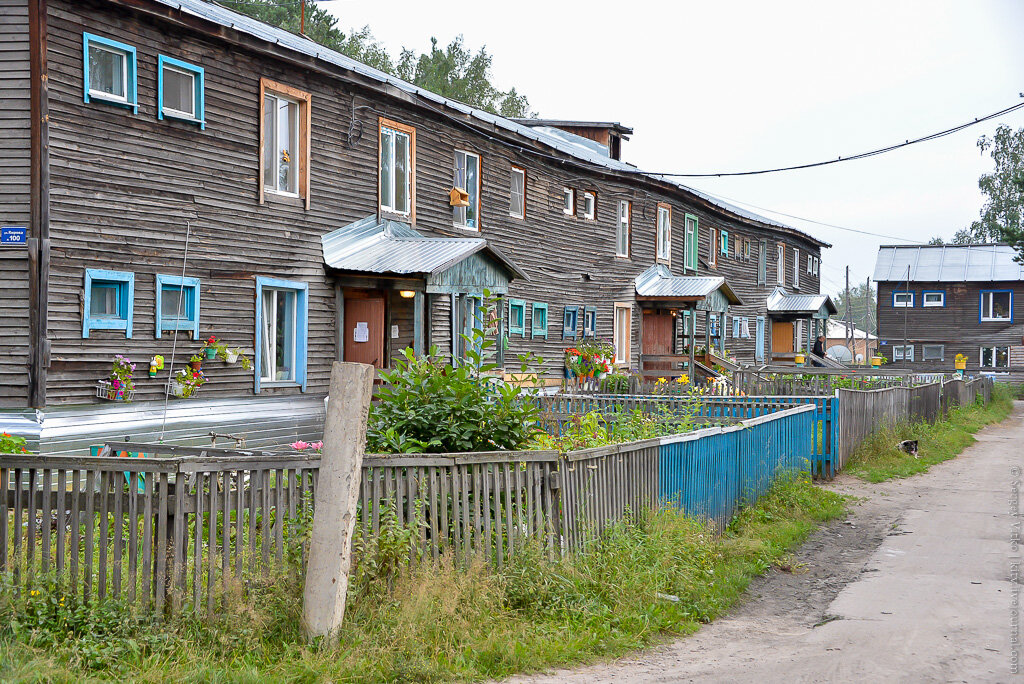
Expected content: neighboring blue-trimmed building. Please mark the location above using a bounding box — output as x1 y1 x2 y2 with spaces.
873 243 1024 373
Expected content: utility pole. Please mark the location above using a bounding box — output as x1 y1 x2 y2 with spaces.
902 264 910 369
300 0 306 35
844 266 853 362
864 276 873 364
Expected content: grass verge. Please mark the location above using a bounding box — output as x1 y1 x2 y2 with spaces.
845 383 1015 483
0 473 845 683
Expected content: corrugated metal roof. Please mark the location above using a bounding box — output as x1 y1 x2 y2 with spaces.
149 0 829 247
767 287 838 314
825 319 876 340
322 216 527 278
634 264 743 304
873 244 1024 282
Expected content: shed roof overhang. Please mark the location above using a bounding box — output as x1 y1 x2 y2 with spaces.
766 287 838 320
322 216 527 294
634 264 743 312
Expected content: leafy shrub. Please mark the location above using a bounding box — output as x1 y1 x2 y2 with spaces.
367 291 544 453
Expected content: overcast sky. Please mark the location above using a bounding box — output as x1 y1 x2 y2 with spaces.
322 0 1024 296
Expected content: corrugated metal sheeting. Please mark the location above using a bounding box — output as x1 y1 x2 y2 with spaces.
873 244 1024 283
0 395 325 456
766 287 838 315
633 264 742 303
152 0 827 247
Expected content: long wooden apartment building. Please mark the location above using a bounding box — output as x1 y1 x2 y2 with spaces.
0 0 831 453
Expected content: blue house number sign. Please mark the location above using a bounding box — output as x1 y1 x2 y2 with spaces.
1 226 27 247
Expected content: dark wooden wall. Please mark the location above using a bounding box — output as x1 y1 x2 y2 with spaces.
876 279 1024 369
29 0 827 407
0 0 32 408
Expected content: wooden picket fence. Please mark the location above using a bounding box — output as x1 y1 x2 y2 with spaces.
0 405 818 614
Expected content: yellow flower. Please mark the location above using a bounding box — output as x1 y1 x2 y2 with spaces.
29 590 39 596
676 374 689 384
655 377 667 384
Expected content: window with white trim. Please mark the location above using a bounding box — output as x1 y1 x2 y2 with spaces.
776 244 785 285
709 228 718 268
614 304 632 364
893 292 914 308
616 200 630 257
562 187 575 215
758 240 767 285
922 344 945 361
793 248 800 288
83 33 137 112
379 118 414 216
892 345 914 361
980 290 1012 321
922 292 944 307
509 165 525 218
807 254 813 274
582 191 596 220
656 203 671 264
453 150 481 229
980 346 1009 368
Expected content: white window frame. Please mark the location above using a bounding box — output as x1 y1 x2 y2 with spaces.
453 149 481 230
893 292 914 308
776 244 785 286
813 257 820 276
260 288 298 383
263 91 301 197
980 346 1010 368
793 248 800 288
88 43 130 104
807 254 813 274
509 165 525 219
741 317 751 339
379 119 414 216
709 228 718 269
582 191 595 220
161 64 196 120
614 304 632 364
980 290 1012 322
893 345 914 362
922 292 945 308
562 187 575 216
616 200 630 257
656 204 672 264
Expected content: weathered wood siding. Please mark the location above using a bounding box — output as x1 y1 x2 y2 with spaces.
34 0 827 409
876 279 1023 370
0 0 32 407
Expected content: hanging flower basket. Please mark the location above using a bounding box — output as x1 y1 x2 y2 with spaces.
224 349 239 364
96 380 135 403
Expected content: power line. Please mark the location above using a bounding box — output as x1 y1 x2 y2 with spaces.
643 100 1024 178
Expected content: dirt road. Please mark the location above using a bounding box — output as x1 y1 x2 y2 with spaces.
510 401 1024 683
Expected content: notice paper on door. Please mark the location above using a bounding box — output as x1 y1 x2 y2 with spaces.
353 321 369 343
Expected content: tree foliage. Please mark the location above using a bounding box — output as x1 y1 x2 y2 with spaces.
209 1 531 117
955 125 1024 259
831 282 876 335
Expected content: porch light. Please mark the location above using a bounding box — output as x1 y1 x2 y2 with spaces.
399 290 416 299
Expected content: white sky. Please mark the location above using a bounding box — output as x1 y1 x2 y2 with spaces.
321 0 1024 296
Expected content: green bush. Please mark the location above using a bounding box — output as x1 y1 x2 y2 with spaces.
367 291 544 453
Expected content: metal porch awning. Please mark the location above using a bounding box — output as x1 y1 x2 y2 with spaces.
766 287 837 320
634 264 743 311
321 216 527 293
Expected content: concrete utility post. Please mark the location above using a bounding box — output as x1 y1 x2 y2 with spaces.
302 361 375 646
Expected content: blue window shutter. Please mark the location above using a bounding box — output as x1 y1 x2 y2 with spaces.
721 231 729 255
584 306 597 338
562 306 579 340
508 299 526 336
732 316 740 339
531 303 548 338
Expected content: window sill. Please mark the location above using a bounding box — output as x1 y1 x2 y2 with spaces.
264 191 305 208
259 380 300 388
161 110 205 129
380 209 413 224
614 255 631 261
980 318 1011 323
452 222 480 233
509 212 525 220
87 92 137 113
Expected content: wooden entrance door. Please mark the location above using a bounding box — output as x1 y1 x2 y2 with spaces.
344 297 385 368
771 320 794 355
642 312 674 370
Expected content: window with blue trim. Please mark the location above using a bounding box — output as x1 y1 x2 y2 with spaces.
83 33 138 113
980 290 1012 322
155 275 200 339
508 299 526 336
83 269 134 338
255 277 308 392
158 55 205 128
732 315 740 338
532 303 548 338
583 306 597 338
562 305 579 340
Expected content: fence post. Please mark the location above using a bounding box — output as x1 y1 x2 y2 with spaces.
302 362 375 646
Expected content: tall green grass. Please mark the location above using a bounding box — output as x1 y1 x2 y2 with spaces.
0 473 846 683
846 383 1015 482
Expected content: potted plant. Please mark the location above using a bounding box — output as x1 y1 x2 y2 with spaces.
794 352 806 367
202 335 227 361
954 353 967 371
221 347 254 370
871 354 887 368
189 354 203 371
169 366 206 398
96 354 136 402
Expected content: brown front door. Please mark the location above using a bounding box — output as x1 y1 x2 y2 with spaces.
772 320 794 354
642 312 674 370
344 297 385 368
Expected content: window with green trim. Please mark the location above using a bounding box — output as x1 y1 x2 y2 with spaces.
508 299 526 336
721 230 729 256
684 213 698 271
531 303 548 338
